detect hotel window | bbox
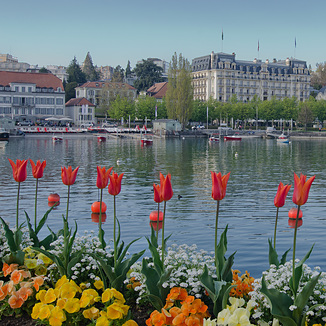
[15,87,19,92]
[22,87,25,92]
[28,87,32,92]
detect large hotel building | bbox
[192,52,310,103]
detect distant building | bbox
[192,52,310,102]
[65,97,95,126]
[0,53,30,72]
[0,71,65,122]
[147,82,168,102]
[137,58,169,80]
[152,119,181,134]
[75,81,137,106]
[97,66,114,81]
[46,65,68,82]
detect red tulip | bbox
[108,171,124,196]
[160,173,173,201]
[211,171,230,201]
[274,182,291,208]
[29,159,46,179]
[153,183,163,203]
[96,166,113,189]
[61,166,79,186]
[8,159,28,183]
[292,173,315,206]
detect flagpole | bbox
[294,37,296,58]
[221,28,224,52]
[257,39,260,59]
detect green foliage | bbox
[261,246,320,326]
[32,215,82,279]
[141,225,173,311]
[109,95,135,120]
[111,65,125,82]
[199,225,236,316]
[166,53,193,128]
[90,219,145,292]
[66,56,86,84]
[268,238,291,267]
[82,52,100,81]
[125,60,132,78]
[0,217,25,265]
[136,95,157,120]
[65,81,78,102]
[133,59,164,92]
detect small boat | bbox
[0,128,9,141]
[97,135,106,142]
[224,135,242,141]
[277,133,290,143]
[209,134,220,142]
[52,135,63,142]
[141,134,153,146]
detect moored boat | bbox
[52,135,63,142]
[0,128,9,141]
[224,135,242,141]
[97,135,106,142]
[277,133,290,143]
[209,134,220,142]
[141,134,153,146]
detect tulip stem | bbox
[34,179,39,230]
[273,207,279,249]
[156,202,160,240]
[215,200,220,258]
[99,189,105,249]
[292,205,301,299]
[161,201,167,269]
[113,195,117,267]
[66,185,70,221]
[16,182,21,230]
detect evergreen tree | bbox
[165,53,193,129]
[66,57,87,84]
[133,59,163,92]
[125,60,132,78]
[82,52,100,81]
[39,67,51,73]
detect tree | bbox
[297,103,314,131]
[136,95,157,120]
[111,65,125,82]
[125,60,132,79]
[133,59,163,92]
[66,57,87,84]
[165,53,193,129]
[65,82,78,102]
[310,62,326,90]
[82,52,100,81]
[39,67,51,73]
[108,95,135,121]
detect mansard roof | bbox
[0,71,64,90]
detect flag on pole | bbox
[258,40,259,52]
[295,37,297,48]
[155,105,157,119]
[222,29,224,41]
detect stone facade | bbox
[192,52,310,103]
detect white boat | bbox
[209,134,220,142]
[52,134,63,142]
[277,133,289,143]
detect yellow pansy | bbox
[44,288,57,303]
[80,282,87,290]
[79,293,91,308]
[64,297,80,313]
[35,265,47,276]
[49,306,66,326]
[122,320,139,326]
[57,298,67,309]
[37,253,53,265]
[102,289,113,303]
[38,304,54,320]
[69,279,82,293]
[36,290,46,303]
[96,315,109,326]
[217,308,231,325]
[60,283,77,299]
[111,288,125,303]
[55,276,68,289]
[227,308,253,326]
[106,302,129,319]
[83,306,100,320]
[94,279,104,290]
[25,258,38,269]
[31,302,45,319]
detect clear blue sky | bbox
[2,0,325,71]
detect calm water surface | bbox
[1,134,326,277]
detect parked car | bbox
[18,121,33,126]
[80,122,94,128]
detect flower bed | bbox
[0,159,325,325]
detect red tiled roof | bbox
[0,71,64,90]
[147,82,168,99]
[65,97,95,107]
[78,81,136,90]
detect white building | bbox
[0,71,65,122]
[65,97,95,126]
[192,52,310,103]
[0,53,30,72]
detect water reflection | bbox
[1,135,325,277]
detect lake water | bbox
[1,134,325,278]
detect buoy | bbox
[150,221,163,231]
[288,207,303,219]
[91,201,107,213]
[91,213,107,223]
[48,193,60,207]
[288,218,303,228]
[149,210,164,222]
